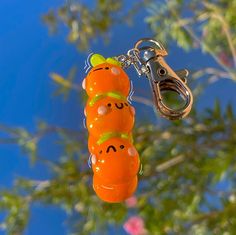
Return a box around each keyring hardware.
[114,38,193,120]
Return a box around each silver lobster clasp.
[134,38,193,120]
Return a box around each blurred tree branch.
[146,0,236,81]
[43,0,152,51]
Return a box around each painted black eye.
[115,103,124,109]
[99,150,102,154]
[120,145,124,149]
[93,67,103,72]
[107,103,112,107]
[124,103,129,106]
[105,67,109,70]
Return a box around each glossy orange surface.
[85,97,135,139]
[93,175,138,203]
[84,62,130,97]
[91,137,140,184]
[84,60,140,202]
[88,132,133,154]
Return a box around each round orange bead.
[84,63,130,97]
[86,97,135,139]
[93,175,138,203]
[91,137,140,184]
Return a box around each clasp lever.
[134,38,193,120]
[116,38,193,120]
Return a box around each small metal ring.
[134,38,166,52]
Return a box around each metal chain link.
[114,48,149,76]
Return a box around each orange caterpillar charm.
[82,54,140,203]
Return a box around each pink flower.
[125,196,137,208]
[123,216,146,235]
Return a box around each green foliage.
[1,0,236,234]
[0,125,37,164]
[50,66,80,100]
[43,0,123,51]
[146,0,236,83]
[1,103,236,234]
[42,0,152,51]
[0,192,29,235]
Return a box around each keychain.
[82,38,193,203]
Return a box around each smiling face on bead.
[83,63,130,97]
[90,137,140,184]
[85,97,135,139]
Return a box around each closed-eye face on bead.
[83,62,130,97]
[91,137,140,185]
[85,97,135,138]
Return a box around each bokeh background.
[0,0,236,234]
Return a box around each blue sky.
[0,0,236,234]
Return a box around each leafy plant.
[1,0,236,234]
